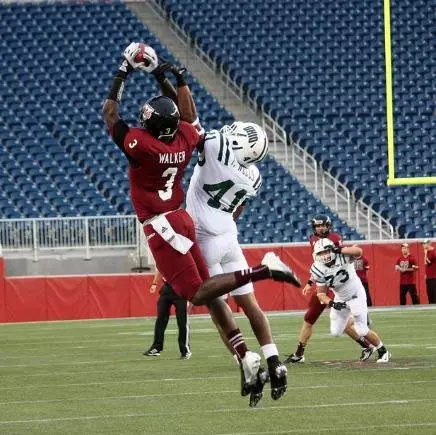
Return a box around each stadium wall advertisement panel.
[0,241,429,322]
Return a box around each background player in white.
[187,121,297,406]
[311,239,391,363]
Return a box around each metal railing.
[148,0,395,240]
[0,215,141,261]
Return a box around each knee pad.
[330,325,343,337]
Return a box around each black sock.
[296,341,306,357]
[356,337,369,348]
[267,355,279,370]
[377,345,387,356]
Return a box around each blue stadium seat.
[159,0,435,238]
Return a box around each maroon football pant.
[304,289,334,325]
[143,209,210,301]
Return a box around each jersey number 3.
[159,167,178,201]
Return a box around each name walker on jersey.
[159,151,186,164]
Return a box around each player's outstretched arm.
[151,61,179,104]
[335,245,362,258]
[103,43,158,157]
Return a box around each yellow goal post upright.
[383,0,436,186]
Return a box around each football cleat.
[360,347,374,361]
[269,362,288,400]
[240,363,251,397]
[261,252,301,287]
[143,347,161,356]
[283,353,305,364]
[249,367,270,408]
[241,351,261,388]
[180,350,192,360]
[376,351,391,363]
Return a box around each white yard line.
[0,376,434,394]
[217,422,436,435]
[1,361,435,382]
[0,380,433,406]
[0,398,435,425]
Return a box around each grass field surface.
[0,308,435,434]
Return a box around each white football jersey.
[186,130,262,236]
[310,254,364,301]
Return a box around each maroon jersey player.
[395,243,419,305]
[102,42,300,404]
[353,253,372,306]
[284,215,374,364]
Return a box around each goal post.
[383,0,436,186]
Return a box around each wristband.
[107,77,126,103]
[106,63,134,103]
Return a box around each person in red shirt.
[395,243,419,305]
[423,240,436,304]
[102,42,300,403]
[284,215,373,364]
[353,253,372,306]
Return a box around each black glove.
[329,300,347,310]
[151,61,174,82]
[153,59,187,86]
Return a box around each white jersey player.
[187,121,295,405]
[187,123,263,289]
[311,239,391,363]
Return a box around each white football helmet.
[313,238,336,265]
[220,121,268,166]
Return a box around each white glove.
[123,42,158,73]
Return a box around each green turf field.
[0,308,435,434]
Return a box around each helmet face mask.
[311,214,332,236]
[221,121,268,166]
[313,239,336,265]
[139,96,180,143]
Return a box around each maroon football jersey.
[396,255,417,285]
[354,255,369,283]
[426,249,436,279]
[309,232,343,249]
[122,121,200,221]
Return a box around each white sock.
[375,341,384,351]
[261,343,278,360]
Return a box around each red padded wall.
[88,275,130,319]
[5,277,47,322]
[46,276,89,320]
[0,241,430,323]
[0,258,5,322]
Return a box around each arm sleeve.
[109,120,138,166]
